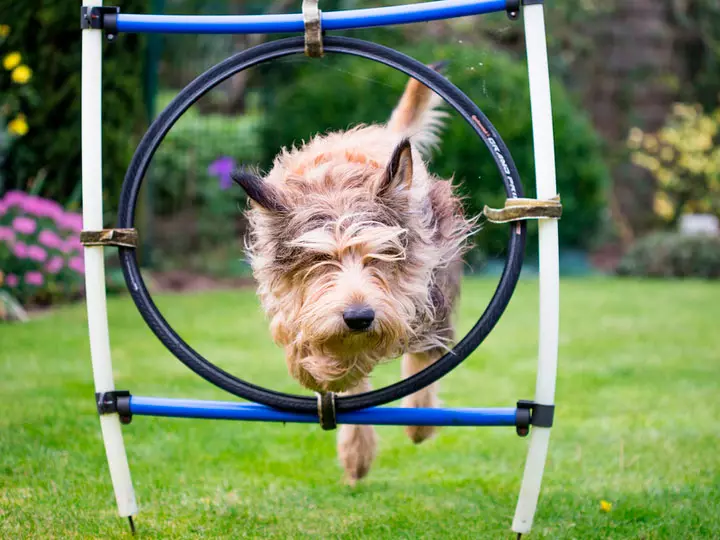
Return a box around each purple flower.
[24,271,44,286]
[12,216,37,235]
[27,245,48,262]
[208,156,237,191]
[0,201,7,215]
[69,255,85,274]
[13,241,28,259]
[0,226,15,244]
[5,273,19,287]
[38,229,63,249]
[46,256,64,275]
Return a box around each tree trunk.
[585,0,679,245]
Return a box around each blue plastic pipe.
[115,0,509,34]
[129,396,518,426]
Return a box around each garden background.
[2,0,718,303]
[0,1,719,538]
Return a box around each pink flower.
[24,271,44,286]
[13,241,28,258]
[12,216,37,235]
[46,201,65,221]
[5,273,19,287]
[38,229,63,249]
[64,236,82,253]
[27,245,48,262]
[20,195,42,214]
[69,256,85,274]
[0,226,15,244]
[23,197,65,221]
[45,255,64,274]
[58,212,83,232]
[2,190,27,208]
[0,201,7,215]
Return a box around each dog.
[233,65,474,484]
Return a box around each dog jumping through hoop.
[233,64,475,484]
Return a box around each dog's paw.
[337,424,377,485]
[402,386,440,444]
[405,424,438,444]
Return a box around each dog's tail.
[387,61,448,157]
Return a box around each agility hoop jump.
[81,0,559,536]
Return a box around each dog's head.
[235,137,441,392]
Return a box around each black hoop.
[118,36,526,413]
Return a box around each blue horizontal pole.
[115,0,508,34]
[129,396,518,426]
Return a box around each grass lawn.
[1,278,719,538]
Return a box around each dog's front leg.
[337,378,377,485]
[401,350,441,443]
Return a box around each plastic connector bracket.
[81,6,120,41]
[96,390,132,424]
[515,399,555,436]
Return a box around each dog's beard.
[286,313,408,393]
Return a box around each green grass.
[1,278,719,538]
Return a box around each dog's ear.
[378,139,413,198]
[232,167,288,213]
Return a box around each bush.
[627,102,719,226]
[145,105,261,254]
[258,42,608,253]
[617,232,720,278]
[0,190,85,304]
[0,1,146,211]
[0,29,37,167]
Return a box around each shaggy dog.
[233,67,474,484]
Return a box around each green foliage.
[617,232,720,279]
[258,43,608,252]
[143,103,261,258]
[0,33,37,163]
[0,1,146,213]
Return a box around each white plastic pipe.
[512,3,560,535]
[82,0,138,519]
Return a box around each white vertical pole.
[82,0,138,519]
[512,3,560,536]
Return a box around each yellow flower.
[11,64,32,84]
[8,113,28,136]
[642,134,659,153]
[600,500,613,513]
[0,25,10,38]
[3,51,21,70]
[627,127,644,149]
[660,146,674,163]
[654,192,675,221]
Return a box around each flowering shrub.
[628,102,720,225]
[1,26,35,161]
[0,190,85,304]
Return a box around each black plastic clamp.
[515,400,555,437]
[96,390,132,424]
[506,0,521,20]
[316,392,337,430]
[81,6,120,41]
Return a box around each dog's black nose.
[343,305,375,331]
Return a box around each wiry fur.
[237,67,475,482]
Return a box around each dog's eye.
[311,252,334,263]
